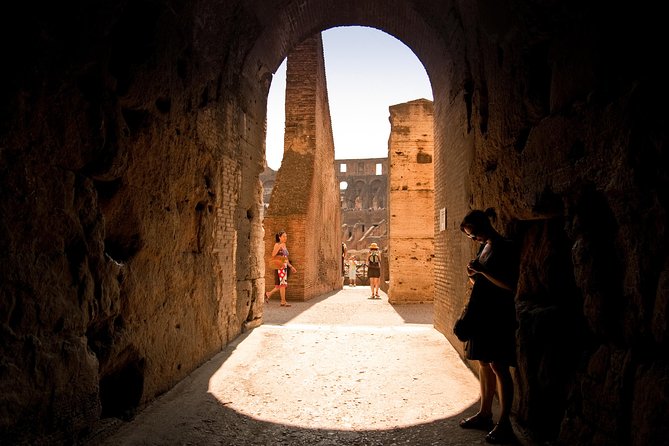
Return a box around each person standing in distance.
[366,243,382,299]
[265,230,297,307]
[341,242,348,286]
[347,255,358,287]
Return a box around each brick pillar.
[263,34,341,301]
[387,99,435,303]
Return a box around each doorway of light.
[265,26,432,171]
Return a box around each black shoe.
[459,414,493,431]
[485,422,515,444]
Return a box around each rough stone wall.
[0,1,267,443]
[387,99,435,304]
[259,165,277,209]
[437,3,669,445]
[263,34,341,301]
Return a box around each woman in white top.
[347,256,357,287]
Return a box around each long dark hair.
[275,230,286,243]
[460,208,497,235]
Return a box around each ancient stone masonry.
[259,165,277,208]
[266,157,389,285]
[263,34,341,301]
[337,157,388,286]
[0,1,268,442]
[1,1,668,445]
[387,99,435,304]
[337,157,388,250]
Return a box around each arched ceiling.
[240,0,464,102]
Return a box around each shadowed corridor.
[3,2,667,444]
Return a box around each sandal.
[459,414,493,431]
[485,421,515,444]
[280,302,291,307]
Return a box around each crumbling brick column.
[387,99,435,303]
[263,34,341,301]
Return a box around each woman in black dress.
[366,242,381,298]
[458,209,519,444]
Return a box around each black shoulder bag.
[453,304,474,342]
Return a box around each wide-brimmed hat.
[369,242,379,249]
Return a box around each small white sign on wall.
[439,208,446,232]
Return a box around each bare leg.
[478,361,496,417]
[279,288,291,306]
[265,286,278,302]
[485,362,516,442]
[490,361,514,424]
[459,361,495,430]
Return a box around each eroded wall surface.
[263,34,341,301]
[387,99,435,304]
[0,1,268,442]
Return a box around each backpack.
[368,252,380,267]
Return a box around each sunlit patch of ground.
[208,289,480,430]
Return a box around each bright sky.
[265,26,433,170]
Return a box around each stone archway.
[2,1,667,445]
[240,0,476,366]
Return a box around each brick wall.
[263,34,341,301]
[387,99,435,303]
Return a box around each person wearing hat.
[366,242,381,299]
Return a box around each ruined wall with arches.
[1,1,667,445]
[338,158,388,212]
[338,157,388,252]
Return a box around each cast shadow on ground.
[87,288,527,445]
[87,337,521,446]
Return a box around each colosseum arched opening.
[1,1,666,445]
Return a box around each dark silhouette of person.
[458,208,519,444]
